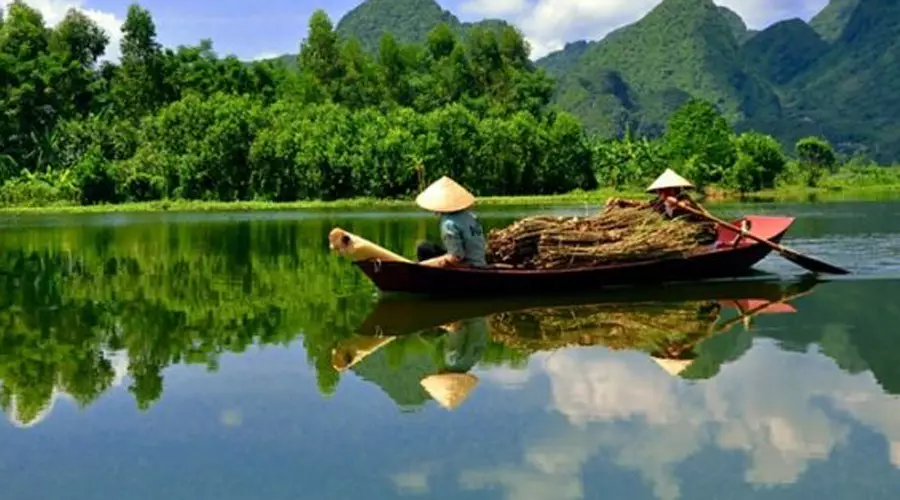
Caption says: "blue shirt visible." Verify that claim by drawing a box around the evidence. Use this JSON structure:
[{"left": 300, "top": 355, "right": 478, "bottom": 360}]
[
  {"left": 441, "top": 317, "right": 488, "bottom": 372},
  {"left": 440, "top": 210, "right": 487, "bottom": 267}
]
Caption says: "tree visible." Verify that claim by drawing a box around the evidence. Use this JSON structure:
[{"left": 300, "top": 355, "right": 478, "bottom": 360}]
[
  {"left": 298, "top": 10, "right": 343, "bottom": 101},
  {"left": 663, "top": 99, "right": 736, "bottom": 188},
  {"left": 111, "top": 3, "right": 169, "bottom": 118},
  {"left": 49, "top": 9, "right": 110, "bottom": 116},
  {"left": 796, "top": 136, "right": 837, "bottom": 187},
  {"left": 725, "top": 132, "right": 787, "bottom": 192}
]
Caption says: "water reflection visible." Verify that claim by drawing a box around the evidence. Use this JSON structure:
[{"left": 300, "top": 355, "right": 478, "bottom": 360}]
[
  {"left": 336, "top": 278, "right": 819, "bottom": 412},
  {"left": 1, "top": 209, "right": 900, "bottom": 498},
  {"left": 358, "top": 278, "right": 900, "bottom": 499}
]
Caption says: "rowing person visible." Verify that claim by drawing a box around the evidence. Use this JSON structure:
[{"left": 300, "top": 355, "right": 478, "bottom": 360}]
[
  {"left": 606, "top": 168, "right": 706, "bottom": 219},
  {"left": 607, "top": 169, "right": 726, "bottom": 246},
  {"left": 414, "top": 176, "right": 488, "bottom": 269}
]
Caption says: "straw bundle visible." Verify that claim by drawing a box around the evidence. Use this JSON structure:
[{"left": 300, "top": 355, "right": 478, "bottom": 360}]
[{"left": 486, "top": 206, "right": 717, "bottom": 269}]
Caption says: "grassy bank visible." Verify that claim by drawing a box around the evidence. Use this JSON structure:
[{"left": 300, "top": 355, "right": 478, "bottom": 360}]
[
  {"left": 0, "top": 191, "right": 630, "bottom": 215},
  {"left": 2, "top": 181, "right": 899, "bottom": 216}
]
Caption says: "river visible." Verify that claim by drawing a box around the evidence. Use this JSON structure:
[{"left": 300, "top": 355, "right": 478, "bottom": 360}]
[{"left": 0, "top": 200, "right": 899, "bottom": 499}]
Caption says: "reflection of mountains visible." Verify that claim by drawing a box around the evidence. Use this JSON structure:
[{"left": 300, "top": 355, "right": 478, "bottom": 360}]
[{"left": 336, "top": 278, "right": 825, "bottom": 410}]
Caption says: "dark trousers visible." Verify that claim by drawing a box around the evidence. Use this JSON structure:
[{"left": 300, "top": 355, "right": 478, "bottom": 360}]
[{"left": 416, "top": 240, "right": 446, "bottom": 261}]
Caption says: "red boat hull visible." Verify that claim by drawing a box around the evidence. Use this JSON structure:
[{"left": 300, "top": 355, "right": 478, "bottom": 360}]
[{"left": 353, "top": 215, "right": 795, "bottom": 296}]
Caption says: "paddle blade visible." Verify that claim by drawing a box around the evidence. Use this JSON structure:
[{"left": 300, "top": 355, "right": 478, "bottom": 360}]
[{"left": 780, "top": 247, "right": 850, "bottom": 275}]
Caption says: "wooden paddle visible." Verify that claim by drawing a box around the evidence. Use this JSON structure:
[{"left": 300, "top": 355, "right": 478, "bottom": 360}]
[{"left": 666, "top": 196, "right": 850, "bottom": 275}]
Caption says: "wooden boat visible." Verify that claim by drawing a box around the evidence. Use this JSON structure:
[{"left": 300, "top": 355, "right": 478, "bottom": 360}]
[{"left": 329, "top": 215, "right": 795, "bottom": 296}]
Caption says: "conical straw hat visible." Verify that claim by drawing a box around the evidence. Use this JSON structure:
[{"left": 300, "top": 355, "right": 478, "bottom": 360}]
[
  {"left": 646, "top": 169, "right": 695, "bottom": 192},
  {"left": 415, "top": 176, "right": 475, "bottom": 213},
  {"left": 420, "top": 373, "right": 479, "bottom": 410},
  {"left": 651, "top": 357, "right": 693, "bottom": 377}
]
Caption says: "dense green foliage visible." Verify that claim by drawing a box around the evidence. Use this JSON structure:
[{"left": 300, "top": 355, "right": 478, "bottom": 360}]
[
  {"left": 0, "top": 1, "right": 598, "bottom": 207},
  {"left": 1, "top": 0, "right": 898, "bottom": 209}
]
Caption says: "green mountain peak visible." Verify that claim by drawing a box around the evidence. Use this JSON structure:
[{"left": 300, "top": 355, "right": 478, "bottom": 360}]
[
  {"left": 742, "top": 18, "right": 828, "bottom": 85},
  {"left": 335, "top": 0, "right": 460, "bottom": 53},
  {"left": 809, "top": 0, "right": 861, "bottom": 42},
  {"left": 549, "top": 0, "right": 780, "bottom": 136}
]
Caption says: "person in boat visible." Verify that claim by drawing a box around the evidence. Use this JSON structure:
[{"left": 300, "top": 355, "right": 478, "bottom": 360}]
[
  {"left": 606, "top": 168, "right": 706, "bottom": 220},
  {"left": 414, "top": 176, "right": 488, "bottom": 268}
]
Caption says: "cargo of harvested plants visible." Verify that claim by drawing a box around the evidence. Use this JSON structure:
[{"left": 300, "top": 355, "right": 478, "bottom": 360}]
[{"left": 486, "top": 205, "right": 718, "bottom": 269}]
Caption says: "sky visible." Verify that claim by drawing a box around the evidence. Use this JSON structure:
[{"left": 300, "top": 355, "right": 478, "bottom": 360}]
[{"left": 3, "top": 0, "right": 833, "bottom": 62}]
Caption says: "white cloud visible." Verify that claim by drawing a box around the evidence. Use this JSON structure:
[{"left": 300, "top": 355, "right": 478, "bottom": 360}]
[
  {"left": 390, "top": 471, "right": 431, "bottom": 495},
  {"left": 3, "top": 0, "right": 124, "bottom": 61},
  {"left": 252, "top": 51, "right": 281, "bottom": 61},
  {"left": 459, "top": 0, "right": 831, "bottom": 59},
  {"left": 446, "top": 338, "right": 900, "bottom": 500}
]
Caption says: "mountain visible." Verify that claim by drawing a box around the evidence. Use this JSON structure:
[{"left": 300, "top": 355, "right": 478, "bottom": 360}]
[
  {"left": 536, "top": 0, "right": 900, "bottom": 161},
  {"left": 786, "top": 0, "right": 900, "bottom": 158},
  {"left": 543, "top": 0, "right": 782, "bottom": 137},
  {"left": 272, "top": 0, "right": 900, "bottom": 162},
  {"left": 334, "top": 0, "right": 460, "bottom": 52},
  {"left": 334, "top": 0, "right": 511, "bottom": 53},
  {"left": 810, "top": 0, "right": 861, "bottom": 42},
  {"left": 718, "top": 6, "right": 758, "bottom": 44},
  {"left": 742, "top": 19, "right": 828, "bottom": 85},
  {"left": 270, "top": 0, "right": 510, "bottom": 68}
]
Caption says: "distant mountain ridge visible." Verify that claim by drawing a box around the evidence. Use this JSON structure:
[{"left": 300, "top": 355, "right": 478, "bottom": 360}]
[
  {"left": 273, "top": 0, "right": 900, "bottom": 162},
  {"left": 334, "top": 0, "right": 511, "bottom": 53}
]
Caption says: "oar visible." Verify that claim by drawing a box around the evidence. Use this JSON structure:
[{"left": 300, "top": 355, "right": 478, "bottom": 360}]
[{"left": 667, "top": 197, "right": 850, "bottom": 275}]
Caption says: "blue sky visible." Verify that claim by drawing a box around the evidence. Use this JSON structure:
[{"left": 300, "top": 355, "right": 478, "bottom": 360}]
[{"left": 10, "top": 0, "right": 832, "bottom": 61}]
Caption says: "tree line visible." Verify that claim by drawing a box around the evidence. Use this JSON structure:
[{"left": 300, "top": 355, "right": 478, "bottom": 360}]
[{"left": 0, "top": 1, "right": 855, "bottom": 207}]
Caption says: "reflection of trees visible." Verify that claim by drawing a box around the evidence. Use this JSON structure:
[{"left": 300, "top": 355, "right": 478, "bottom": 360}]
[
  {"left": 0, "top": 218, "right": 388, "bottom": 425},
  {"left": 756, "top": 280, "right": 900, "bottom": 394}
]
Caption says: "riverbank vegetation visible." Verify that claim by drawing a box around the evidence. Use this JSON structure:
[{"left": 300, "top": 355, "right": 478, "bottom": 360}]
[{"left": 0, "top": 1, "right": 897, "bottom": 213}]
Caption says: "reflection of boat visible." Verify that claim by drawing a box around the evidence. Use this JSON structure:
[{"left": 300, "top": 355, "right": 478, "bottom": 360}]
[
  {"left": 334, "top": 278, "right": 818, "bottom": 411},
  {"left": 356, "top": 277, "right": 820, "bottom": 338},
  {"left": 333, "top": 316, "right": 489, "bottom": 412},
  {"left": 329, "top": 216, "right": 794, "bottom": 296}
]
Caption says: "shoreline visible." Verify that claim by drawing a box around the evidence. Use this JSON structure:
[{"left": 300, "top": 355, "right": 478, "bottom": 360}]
[{"left": 1, "top": 184, "right": 899, "bottom": 216}]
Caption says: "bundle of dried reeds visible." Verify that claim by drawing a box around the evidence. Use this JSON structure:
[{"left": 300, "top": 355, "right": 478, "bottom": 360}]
[{"left": 486, "top": 206, "right": 717, "bottom": 269}]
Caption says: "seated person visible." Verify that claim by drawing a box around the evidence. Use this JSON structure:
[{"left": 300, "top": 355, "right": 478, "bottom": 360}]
[
  {"left": 414, "top": 176, "right": 487, "bottom": 268},
  {"left": 606, "top": 168, "right": 705, "bottom": 220}
]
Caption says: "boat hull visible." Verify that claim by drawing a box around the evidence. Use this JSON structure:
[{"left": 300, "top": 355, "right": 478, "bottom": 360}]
[{"left": 352, "top": 215, "right": 795, "bottom": 296}]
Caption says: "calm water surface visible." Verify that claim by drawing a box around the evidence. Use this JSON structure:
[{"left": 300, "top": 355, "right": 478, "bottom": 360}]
[{"left": 1, "top": 201, "right": 899, "bottom": 499}]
